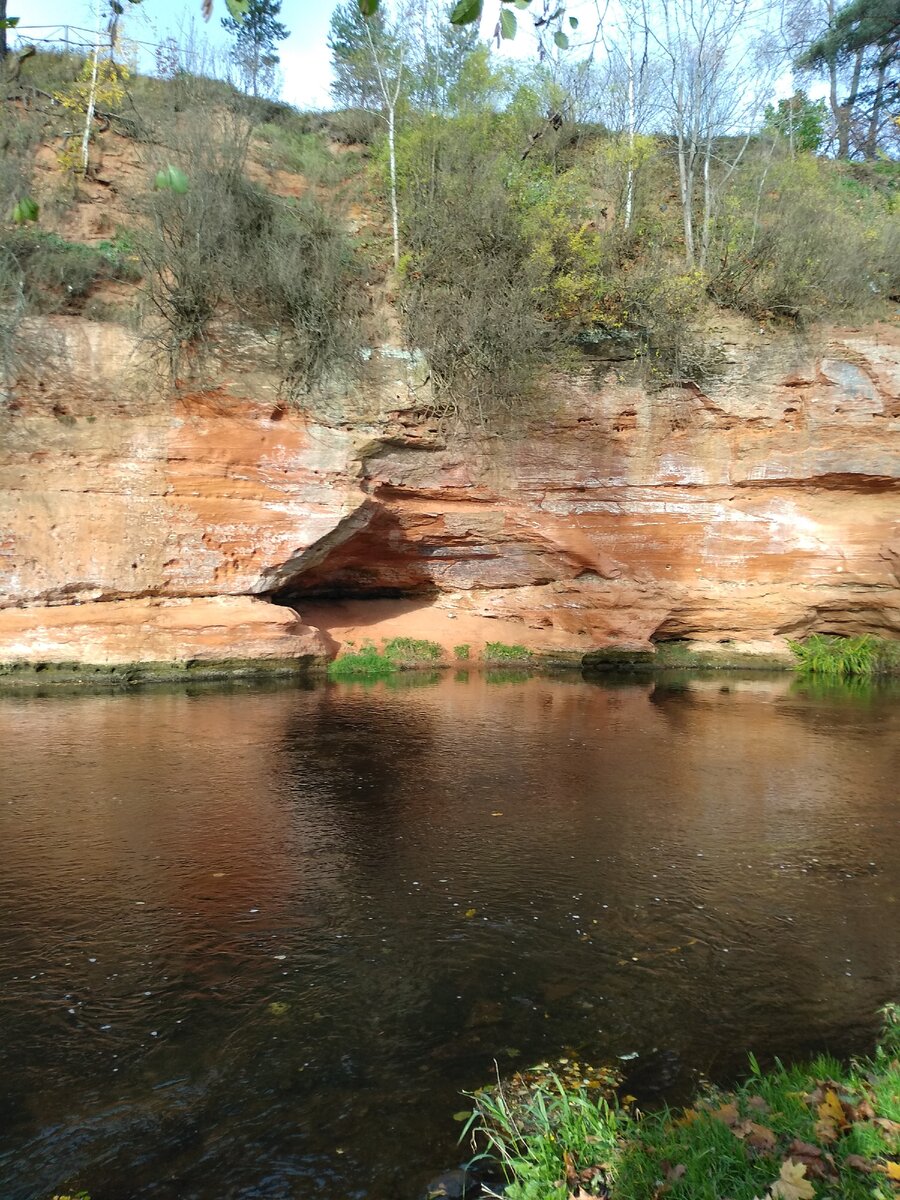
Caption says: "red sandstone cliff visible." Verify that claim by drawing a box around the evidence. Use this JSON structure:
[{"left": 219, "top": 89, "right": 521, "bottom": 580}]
[{"left": 0, "top": 313, "right": 897, "bottom": 669}]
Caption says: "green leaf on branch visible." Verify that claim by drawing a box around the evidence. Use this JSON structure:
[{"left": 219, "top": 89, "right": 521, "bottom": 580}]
[
  {"left": 450, "top": 0, "right": 483, "bottom": 25},
  {"left": 499, "top": 8, "right": 517, "bottom": 38},
  {"left": 513, "top": 0, "right": 531, "bottom": 9},
  {"left": 154, "top": 165, "right": 190, "bottom": 194},
  {"left": 553, "top": 29, "right": 569, "bottom": 48},
  {"left": 568, "top": 15, "right": 579, "bottom": 28},
  {"left": 224, "top": 0, "right": 250, "bottom": 20},
  {"left": 10, "top": 196, "right": 39, "bottom": 224},
  {"left": 358, "top": 0, "right": 380, "bottom": 14},
  {"left": 0, "top": 16, "right": 20, "bottom": 28}
]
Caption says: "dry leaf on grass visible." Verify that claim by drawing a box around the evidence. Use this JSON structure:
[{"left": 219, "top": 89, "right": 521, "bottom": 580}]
[
  {"left": 784, "top": 1141, "right": 835, "bottom": 1181},
  {"left": 733, "top": 1121, "right": 777, "bottom": 1152},
  {"left": 844, "top": 1154, "right": 873, "bottom": 1173},
  {"left": 768, "top": 1159, "right": 816, "bottom": 1200},
  {"left": 816, "top": 1089, "right": 848, "bottom": 1131}
]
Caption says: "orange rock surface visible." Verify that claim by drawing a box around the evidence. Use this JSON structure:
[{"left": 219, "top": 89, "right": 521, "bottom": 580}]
[{"left": 1, "top": 317, "right": 898, "bottom": 666}]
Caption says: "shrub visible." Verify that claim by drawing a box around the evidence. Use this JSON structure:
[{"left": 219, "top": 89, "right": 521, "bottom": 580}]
[
  {"left": 453, "top": 643, "right": 471, "bottom": 660},
  {"left": 328, "top": 636, "right": 444, "bottom": 679},
  {"left": 0, "top": 230, "right": 139, "bottom": 312},
  {"left": 398, "top": 119, "right": 555, "bottom": 425},
  {"left": 254, "top": 123, "right": 351, "bottom": 184},
  {"left": 137, "top": 132, "right": 362, "bottom": 392},
  {"left": 381, "top": 636, "right": 444, "bottom": 664},
  {"left": 328, "top": 642, "right": 396, "bottom": 680},
  {"left": 709, "top": 152, "right": 900, "bottom": 323}
]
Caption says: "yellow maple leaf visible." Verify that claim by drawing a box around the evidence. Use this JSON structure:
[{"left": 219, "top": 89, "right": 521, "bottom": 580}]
[
  {"left": 768, "top": 1159, "right": 815, "bottom": 1200},
  {"left": 816, "top": 1089, "right": 846, "bottom": 1130}
]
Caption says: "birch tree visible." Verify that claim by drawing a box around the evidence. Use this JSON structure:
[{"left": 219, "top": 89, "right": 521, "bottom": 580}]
[
  {"left": 644, "top": 0, "right": 782, "bottom": 270},
  {"left": 329, "top": 1, "right": 410, "bottom": 271}
]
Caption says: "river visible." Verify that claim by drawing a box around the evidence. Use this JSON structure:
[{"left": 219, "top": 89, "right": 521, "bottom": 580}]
[{"left": 1, "top": 670, "right": 898, "bottom": 1199}]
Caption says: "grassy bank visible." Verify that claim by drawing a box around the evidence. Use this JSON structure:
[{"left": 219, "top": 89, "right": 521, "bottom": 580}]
[
  {"left": 788, "top": 635, "right": 900, "bottom": 679},
  {"left": 462, "top": 1006, "right": 900, "bottom": 1200}
]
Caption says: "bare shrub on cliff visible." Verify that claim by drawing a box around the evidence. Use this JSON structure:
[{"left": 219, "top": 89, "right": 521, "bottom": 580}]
[
  {"left": 399, "top": 121, "right": 555, "bottom": 427},
  {"left": 708, "top": 150, "right": 900, "bottom": 322},
  {"left": 135, "top": 109, "right": 363, "bottom": 394}
]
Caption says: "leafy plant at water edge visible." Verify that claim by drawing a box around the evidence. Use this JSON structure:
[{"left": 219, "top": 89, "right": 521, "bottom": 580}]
[
  {"left": 327, "top": 641, "right": 396, "bottom": 679},
  {"left": 381, "top": 636, "right": 444, "bottom": 664},
  {"left": 483, "top": 642, "right": 533, "bottom": 664},
  {"left": 788, "top": 634, "right": 900, "bottom": 678},
  {"left": 327, "top": 636, "right": 444, "bottom": 679},
  {"left": 461, "top": 1008, "right": 900, "bottom": 1200},
  {"left": 453, "top": 643, "right": 471, "bottom": 660}
]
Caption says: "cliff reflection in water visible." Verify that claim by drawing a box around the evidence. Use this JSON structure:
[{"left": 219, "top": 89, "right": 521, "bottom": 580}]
[{"left": 0, "top": 672, "right": 898, "bottom": 1200}]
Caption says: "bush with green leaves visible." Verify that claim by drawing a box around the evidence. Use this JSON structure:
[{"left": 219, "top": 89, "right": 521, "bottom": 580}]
[
  {"left": 328, "top": 636, "right": 445, "bottom": 679},
  {"left": 0, "top": 230, "right": 139, "bottom": 316},
  {"left": 483, "top": 641, "right": 533, "bottom": 664}
]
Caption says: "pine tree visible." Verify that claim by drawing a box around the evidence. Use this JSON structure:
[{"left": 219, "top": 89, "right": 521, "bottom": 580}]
[{"left": 222, "top": 0, "right": 289, "bottom": 98}]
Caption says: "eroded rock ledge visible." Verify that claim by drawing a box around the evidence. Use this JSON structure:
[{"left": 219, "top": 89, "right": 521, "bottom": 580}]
[{"left": 1, "top": 318, "right": 898, "bottom": 671}]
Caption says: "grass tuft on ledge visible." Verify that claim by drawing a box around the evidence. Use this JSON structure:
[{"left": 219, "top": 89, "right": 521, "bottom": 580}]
[
  {"left": 327, "top": 637, "right": 444, "bottom": 679},
  {"left": 461, "top": 1004, "right": 900, "bottom": 1200},
  {"left": 788, "top": 634, "right": 900, "bottom": 678}
]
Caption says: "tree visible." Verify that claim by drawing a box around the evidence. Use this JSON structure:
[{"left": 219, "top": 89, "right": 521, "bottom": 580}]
[
  {"left": 796, "top": 0, "right": 899, "bottom": 156},
  {"left": 643, "top": 0, "right": 784, "bottom": 270},
  {"left": 222, "top": 0, "right": 288, "bottom": 98},
  {"left": 763, "top": 89, "right": 828, "bottom": 151},
  {"left": 329, "top": 1, "right": 410, "bottom": 270},
  {"left": 1, "top": 1, "right": 11, "bottom": 61}
]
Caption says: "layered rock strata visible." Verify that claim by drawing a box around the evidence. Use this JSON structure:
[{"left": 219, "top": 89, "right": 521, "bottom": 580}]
[{"left": 1, "top": 317, "right": 897, "bottom": 668}]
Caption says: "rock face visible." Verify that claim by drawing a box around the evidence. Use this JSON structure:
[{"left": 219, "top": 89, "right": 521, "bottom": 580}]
[{"left": 1, "top": 316, "right": 898, "bottom": 666}]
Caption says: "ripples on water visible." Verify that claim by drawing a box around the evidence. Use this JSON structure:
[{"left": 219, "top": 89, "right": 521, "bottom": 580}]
[{"left": 0, "top": 671, "right": 898, "bottom": 1199}]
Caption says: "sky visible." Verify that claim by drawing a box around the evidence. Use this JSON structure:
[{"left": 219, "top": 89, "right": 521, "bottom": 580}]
[
  {"left": 18, "top": 0, "right": 797, "bottom": 111},
  {"left": 18, "top": 0, "right": 558, "bottom": 109}
]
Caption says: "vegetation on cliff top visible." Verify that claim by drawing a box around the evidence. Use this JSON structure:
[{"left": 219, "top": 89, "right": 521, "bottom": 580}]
[
  {"left": 2, "top": 0, "right": 899, "bottom": 421},
  {"left": 462, "top": 1004, "right": 900, "bottom": 1200}
]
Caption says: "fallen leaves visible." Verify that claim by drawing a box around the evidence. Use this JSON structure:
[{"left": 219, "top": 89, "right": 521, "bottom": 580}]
[
  {"left": 707, "top": 1100, "right": 777, "bottom": 1153},
  {"left": 768, "top": 1159, "right": 815, "bottom": 1200},
  {"left": 815, "top": 1087, "right": 847, "bottom": 1134}
]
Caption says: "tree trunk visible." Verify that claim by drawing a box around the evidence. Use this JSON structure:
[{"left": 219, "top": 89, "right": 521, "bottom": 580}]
[
  {"left": 624, "top": 38, "right": 635, "bottom": 231},
  {"left": 836, "top": 48, "right": 863, "bottom": 158},
  {"left": 0, "top": 0, "right": 8, "bottom": 61},
  {"left": 676, "top": 128, "right": 695, "bottom": 269},
  {"left": 699, "top": 138, "right": 713, "bottom": 271},
  {"left": 863, "top": 59, "right": 886, "bottom": 159},
  {"left": 81, "top": 8, "right": 101, "bottom": 178},
  {"left": 387, "top": 101, "right": 400, "bottom": 271}
]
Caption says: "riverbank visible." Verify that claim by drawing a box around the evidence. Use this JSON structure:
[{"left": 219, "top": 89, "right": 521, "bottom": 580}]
[
  {"left": 461, "top": 1007, "right": 900, "bottom": 1200},
  {"left": 0, "top": 635, "right": 799, "bottom": 690}
]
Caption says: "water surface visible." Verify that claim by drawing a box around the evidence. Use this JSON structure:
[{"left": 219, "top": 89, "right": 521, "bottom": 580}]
[{"left": 1, "top": 671, "right": 898, "bottom": 1199}]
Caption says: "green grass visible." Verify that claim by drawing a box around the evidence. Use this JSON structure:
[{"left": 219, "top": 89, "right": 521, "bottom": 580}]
[
  {"left": 788, "top": 634, "right": 900, "bottom": 678},
  {"left": 483, "top": 642, "right": 533, "bottom": 665},
  {"left": 327, "top": 637, "right": 444, "bottom": 679},
  {"left": 254, "top": 122, "right": 361, "bottom": 184},
  {"left": 461, "top": 1005, "right": 900, "bottom": 1200},
  {"left": 0, "top": 229, "right": 141, "bottom": 316}
]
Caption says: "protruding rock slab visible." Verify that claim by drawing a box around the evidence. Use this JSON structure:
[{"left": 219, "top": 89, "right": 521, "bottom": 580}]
[{"left": 0, "top": 597, "right": 327, "bottom": 667}]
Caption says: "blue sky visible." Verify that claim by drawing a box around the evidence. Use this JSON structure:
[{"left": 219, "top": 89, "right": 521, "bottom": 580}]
[
  {"left": 20, "top": 0, "right": 357, "bottom": 108},
  {"left": 19, "top": 0, "right": 797, "bottom": 113}
]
